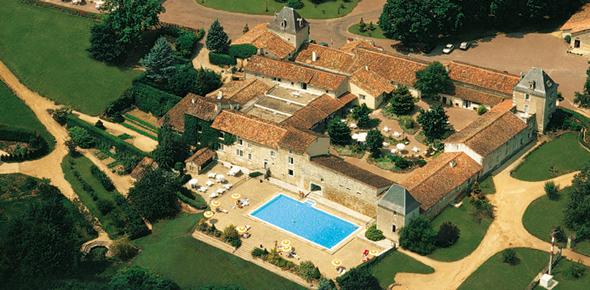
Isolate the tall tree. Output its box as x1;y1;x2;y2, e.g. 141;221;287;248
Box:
101;0;165;45
206;20;231;53
336;267;381;290
574;67;590;108
415;62;454;99
399;215;437;255
417;104;452;141
327;118;352;146
565;165;590;239
388;86;415;116
193;67;223;96
109;266;180;290
128;169;180;222
140;37;177;82
489;0;523;29
87;22;126;64
153;120;188;170
366;129;384;158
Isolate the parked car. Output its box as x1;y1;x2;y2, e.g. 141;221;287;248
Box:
460;42;471;50
442;44;455;54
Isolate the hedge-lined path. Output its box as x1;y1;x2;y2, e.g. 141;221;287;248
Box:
0;60;119;241
392;145;590;289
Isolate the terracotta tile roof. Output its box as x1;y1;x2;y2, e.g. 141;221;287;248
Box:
402;152;481;211
130;157;158;180
161;94;219;132
446;102;528;157
210;110;318;153
234;23;295;59
281;93;356;129
448;61;520;95
350;68;395;97
451;84;507;106
311;155;393;189
348;48;429;87
340;39;381;53
185;147;217;166
295;43;355;73
561;3;590;33
206;79;270;105
244;55;348;91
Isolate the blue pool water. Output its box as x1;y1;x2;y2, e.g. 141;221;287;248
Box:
250;194;359;249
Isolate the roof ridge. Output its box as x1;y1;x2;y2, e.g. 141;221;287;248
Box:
460;110;512;144
453;81;512;98
308;43;356;57
449;61;520;78
355;47;429;65
407;152;462;191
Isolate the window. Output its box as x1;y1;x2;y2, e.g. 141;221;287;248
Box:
359;94;366;100
238;138;243;146
219;144;224;150
392;225;397;232
270;150;276;157
236;149;243;157
248;153;252;160
288;156;294;165
288;169;294;176
301;83;307;90
219;132;225;140
525;94;530;100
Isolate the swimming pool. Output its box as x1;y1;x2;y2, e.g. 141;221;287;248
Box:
250;194;359;250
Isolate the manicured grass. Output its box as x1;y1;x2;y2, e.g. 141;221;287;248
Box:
132;213;305;289
366;249;434;289
348;23;386;39
512;133;590;181
196;0;359;19
523;187;590;257
428;199;492;261
121;122;158;140
123;113;159;133
0;173;97;245
0;0;139;115
479;176;496;194
0;80;55;150
460;248;590;290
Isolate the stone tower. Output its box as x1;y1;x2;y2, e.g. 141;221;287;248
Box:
512;68;558;134
268;7;310;51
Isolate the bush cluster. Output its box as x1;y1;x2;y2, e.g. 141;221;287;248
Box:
209;51;237;66
250;248;321;282
122;83;182;117
365;224;385;241
228;44;257;59
0;127;50;162
90;164;115;191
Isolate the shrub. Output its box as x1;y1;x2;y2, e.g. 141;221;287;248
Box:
399;116;415;129
565;263;586;279
0;128;50;162
435;221;460;248
287;0;304;9
68;126;95;149
318;278;337;290
399;216;436;255
365;224;385;241
554;226;567;244
297;261;321;282
544;181;559;200
228;44;257;59
565;35;572;43
175;30;199;58
222;225;242;249
51;107;72;125
477;105;488;115
251;247;269;258
111;238;139;261
471;197;494;221
336;267;380;290
209;52;237;66
95;120;106;130
96;199;115;215
248;171;263;178
122;83;181;117
502;249;519;265
90;165;115;191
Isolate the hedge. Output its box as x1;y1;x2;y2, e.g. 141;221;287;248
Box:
176;191;208;210
209;52;236;66
122;83;182;117
90;164;115;192
0;126;50;162
228;44;257;59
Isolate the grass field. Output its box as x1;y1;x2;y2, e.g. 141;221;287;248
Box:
428;199;492;261
0;0;139;115
0;80;55;150
132;213;305;289
523;187;590;257
512;133;590;181
479;176;496;194
196;0;359;19
459;248;590;290
348;23;386;39
366;250;434;289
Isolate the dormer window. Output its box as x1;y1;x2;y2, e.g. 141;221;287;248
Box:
529;81;536;90
280;19;287;30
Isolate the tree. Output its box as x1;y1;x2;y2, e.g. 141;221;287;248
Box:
68;126;95;148
153;121;188;170
565;166;590;239
336;267;381;290
379;0;463;45
287;0;304;9
128;169;180;222
327;118;352;146
417;104;451;141
111;238;139;261
100;0;164;45
435;221;460;248
88;22;126;64
193;67;223;96
109;266;180;290
222;225;242;248
399;215;436;255
388;86;415;115
359;17;367;32
141;37;177;83
574;67;590;108
565;263;586;279
490;0;523;29
206;19;231;53
545;181;559;200
365;224;385;241
297;261;321;282
502;248;519;265
351;104;375;129
166;64;198;96
366;129;384;158
477;105;488;115
243;23;249;34
415;62;454;99
95;120;106;130
175;31;199;59
318;277;337;290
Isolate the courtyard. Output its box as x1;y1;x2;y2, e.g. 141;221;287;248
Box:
188;163;389;279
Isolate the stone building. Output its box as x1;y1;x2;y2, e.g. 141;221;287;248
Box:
512;67;559;134
267;7;310;51
561;3;590;55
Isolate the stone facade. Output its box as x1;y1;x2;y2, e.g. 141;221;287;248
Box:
512;90;556;133
246;73;349;98
349;83;384;109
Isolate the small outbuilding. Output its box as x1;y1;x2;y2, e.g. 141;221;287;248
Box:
185;148;217;175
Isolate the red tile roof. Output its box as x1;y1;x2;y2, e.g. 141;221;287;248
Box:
186;147;217;166
282;93;356;129
234;23;295;59
206;79;270;105
451;84;508;107
447;61;520;95
295;43;355;73
311;155;393;189
350;68;395;97
348;48;429;87
561;3;590;33
161;94;219;132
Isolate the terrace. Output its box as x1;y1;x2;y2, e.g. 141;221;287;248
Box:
188;163;388;279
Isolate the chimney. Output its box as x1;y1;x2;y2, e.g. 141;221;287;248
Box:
449;160;457;168
191;98;195;104
217;90;223;100
364;65;369;71
312;51;317;62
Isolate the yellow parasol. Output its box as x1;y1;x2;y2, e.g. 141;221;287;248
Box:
210;200;221;208
369;249;379;256
231;193;241;199
331;259;342;267
281;239;291;247
281;245;292;253
237;225;248;234
203;211;215;219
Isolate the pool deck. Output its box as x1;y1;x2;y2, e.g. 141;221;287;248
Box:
189;164;388;280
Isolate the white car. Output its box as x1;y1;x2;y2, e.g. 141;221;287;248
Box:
460;42;471;50
442;44;455;54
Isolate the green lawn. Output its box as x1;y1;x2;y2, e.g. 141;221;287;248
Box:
0;0;139;115
512;133;590;181
428;199;492;261
460;248;590;290
348;23;386;39
479;176;496;194
0;80;55;150
196;0;359;19
523;187;590;257
132;213;305;290
366;249;434;289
